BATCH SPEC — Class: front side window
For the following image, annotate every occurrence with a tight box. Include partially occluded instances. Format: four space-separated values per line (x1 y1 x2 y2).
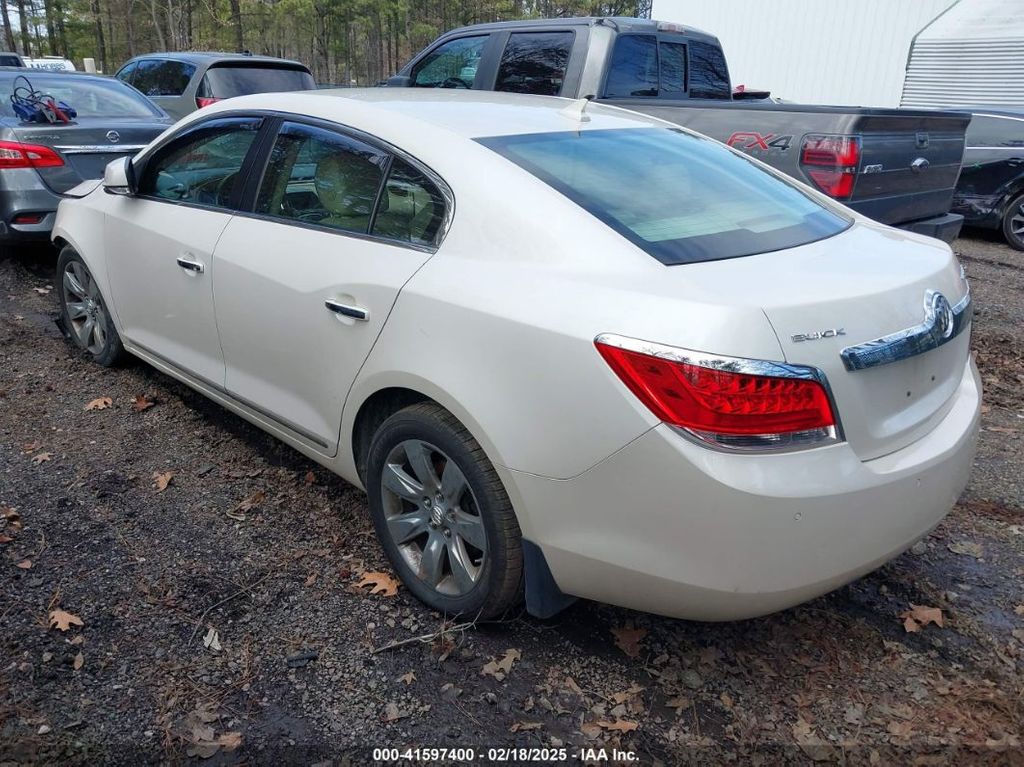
496 31 574 96
255 122 388 234
688 40 730 99
479 127 850 265
133 59 197 96
115 61 137 84
140 117 262 208
410 35 488 88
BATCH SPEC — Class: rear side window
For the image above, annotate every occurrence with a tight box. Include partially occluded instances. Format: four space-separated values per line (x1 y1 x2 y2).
688 40 730 99
410 35 488 88
199 66 316 98
496 31 574 96
604 36 691 98
116 61 137 84
479 128 850 265
966 115 1024 148
371 159 447 246
133 59 197 96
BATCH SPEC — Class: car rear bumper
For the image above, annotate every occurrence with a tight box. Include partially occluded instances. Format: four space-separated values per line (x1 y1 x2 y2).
0 169 61 243
896 212 964 243
507 356 981 621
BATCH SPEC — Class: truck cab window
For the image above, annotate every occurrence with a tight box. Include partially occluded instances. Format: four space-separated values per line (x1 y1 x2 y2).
605 35 658 97
688 40 730 99
496 31 574 96
411 36 488 88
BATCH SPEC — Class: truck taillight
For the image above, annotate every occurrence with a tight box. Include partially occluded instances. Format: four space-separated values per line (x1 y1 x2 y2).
595 334 839 452
196 96 222 109
0 140 64 169
799 134 860 200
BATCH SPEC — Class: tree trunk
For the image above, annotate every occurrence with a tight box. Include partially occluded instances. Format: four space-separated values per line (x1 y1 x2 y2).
14 0 27 55
0 0 15 52
42 0 56 54
149 0 165 50
227 0 242 51
91 0 106 71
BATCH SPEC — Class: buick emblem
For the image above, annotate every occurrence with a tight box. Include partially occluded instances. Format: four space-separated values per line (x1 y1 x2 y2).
930 292 955 339
106 130 120 143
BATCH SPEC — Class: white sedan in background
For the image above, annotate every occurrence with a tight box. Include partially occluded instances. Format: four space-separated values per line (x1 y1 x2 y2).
52 90 980 621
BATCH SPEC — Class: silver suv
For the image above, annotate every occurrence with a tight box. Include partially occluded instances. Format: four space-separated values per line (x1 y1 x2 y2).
115 52 316 119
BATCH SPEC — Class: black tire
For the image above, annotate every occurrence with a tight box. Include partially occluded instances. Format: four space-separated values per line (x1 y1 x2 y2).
1001 193 1024 251
56 245 125 367
366 402 523 618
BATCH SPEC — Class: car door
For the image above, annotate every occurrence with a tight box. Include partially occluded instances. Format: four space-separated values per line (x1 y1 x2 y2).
212 119 449 452
104 116 265 385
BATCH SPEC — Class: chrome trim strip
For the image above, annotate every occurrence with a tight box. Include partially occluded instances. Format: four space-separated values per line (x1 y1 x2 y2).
840 288 972 372
133 341 331 450
54 145 148 154
594 333 845 451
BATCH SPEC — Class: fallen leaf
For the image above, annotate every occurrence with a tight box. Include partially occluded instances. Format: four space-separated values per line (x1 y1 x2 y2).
217 732 242 751
84 397 113 411
16 559 32 569
303 572 317 587
611 684 645 704
0 535 12 544
31 452 52 464
33 286 50 294
2 507 22 529
399 671 416 686
580 722 603 739
73 652 84 671
720 692 734 709
382 702 405 723
481 648 521 681
48 609 84 631
304 470 316 485
202 627 222 652
153 471 174 492
21 441 41 452
131 394 155 412
70 635 84 646
510 721 543 732
1014 604 1024 617
356 570 399 597
948 540 983 558
792 718 836 762
564 675 584 696
228 489 265 519
666 696 691 713
610 625 647 658
901 603 944 632
596 719 639 733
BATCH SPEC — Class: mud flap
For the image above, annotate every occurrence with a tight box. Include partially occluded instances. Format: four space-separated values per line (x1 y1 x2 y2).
522 539 577 618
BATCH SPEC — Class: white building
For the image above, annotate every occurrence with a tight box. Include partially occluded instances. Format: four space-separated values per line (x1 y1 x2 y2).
651 0 1024 108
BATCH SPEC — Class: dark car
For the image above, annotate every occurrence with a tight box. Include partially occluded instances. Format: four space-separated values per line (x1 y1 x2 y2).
0 68 172 247
952 107 1024 250
114 52 316 119
0 52 25 67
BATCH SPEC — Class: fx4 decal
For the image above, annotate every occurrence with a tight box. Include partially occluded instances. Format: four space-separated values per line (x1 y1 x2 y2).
726 132 793 152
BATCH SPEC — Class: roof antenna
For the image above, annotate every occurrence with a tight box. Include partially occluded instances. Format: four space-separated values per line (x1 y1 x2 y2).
559 95 593 124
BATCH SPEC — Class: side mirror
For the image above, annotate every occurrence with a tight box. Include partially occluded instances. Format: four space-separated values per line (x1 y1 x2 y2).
385 75 412 88
103 156 137 196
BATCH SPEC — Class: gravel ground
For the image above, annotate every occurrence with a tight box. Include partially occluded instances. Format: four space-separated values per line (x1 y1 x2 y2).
1 231 1022 765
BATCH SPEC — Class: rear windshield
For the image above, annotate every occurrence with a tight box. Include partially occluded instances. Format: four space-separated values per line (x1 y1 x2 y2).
200 65 316 98
0 73 163 119
478 128 850 265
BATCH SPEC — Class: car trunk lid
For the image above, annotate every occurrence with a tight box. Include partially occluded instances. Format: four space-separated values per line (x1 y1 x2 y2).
670 223 971 460
12 118 167 194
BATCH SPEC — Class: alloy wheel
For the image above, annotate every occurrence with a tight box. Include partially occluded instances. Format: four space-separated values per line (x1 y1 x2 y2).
62 260 108 356
1010 202 1024 239
379 439 488 597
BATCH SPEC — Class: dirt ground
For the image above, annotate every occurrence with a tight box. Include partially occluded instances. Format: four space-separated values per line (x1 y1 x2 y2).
1 230 1022 766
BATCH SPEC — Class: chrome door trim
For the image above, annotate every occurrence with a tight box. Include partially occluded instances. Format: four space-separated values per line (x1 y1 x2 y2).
54 144 149 154
840 289 972 372
132 341 331 450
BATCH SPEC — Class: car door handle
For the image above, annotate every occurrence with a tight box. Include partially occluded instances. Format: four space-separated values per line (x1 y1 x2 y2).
176 256 205 274
324 299 368 321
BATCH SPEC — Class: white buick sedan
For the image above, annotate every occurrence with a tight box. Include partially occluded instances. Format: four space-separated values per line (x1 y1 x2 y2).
52 90 980 621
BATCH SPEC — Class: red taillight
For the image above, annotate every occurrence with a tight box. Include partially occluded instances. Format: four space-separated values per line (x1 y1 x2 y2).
195 96 221 109
799 134 860 200
596 337 837 449
11 213 45 224
0 140 64 169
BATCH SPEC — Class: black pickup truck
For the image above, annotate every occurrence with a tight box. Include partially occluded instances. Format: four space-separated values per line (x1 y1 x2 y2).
387 17 970 242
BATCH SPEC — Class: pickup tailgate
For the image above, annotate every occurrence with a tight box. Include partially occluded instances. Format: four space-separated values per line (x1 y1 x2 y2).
850 111 969 225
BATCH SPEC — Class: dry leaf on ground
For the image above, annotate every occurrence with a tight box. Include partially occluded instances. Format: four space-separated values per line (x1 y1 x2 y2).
611 684 645 704
202 627 222 652
153 471 174 492
948 540 984 558
2 507 21 529
73 652 84 671
304 470 316 485
31 452 52 464
399 671 415 685
901 604 945 632
356 570 399 597
595 719 639 733
0 535 12 544
481 648 521 680
610 625 647 658
16 559 32 569
510 722 543 732
382 702 405 723
227 490 265 520
84 397 113 411
49 609 84 631
131 394 155 412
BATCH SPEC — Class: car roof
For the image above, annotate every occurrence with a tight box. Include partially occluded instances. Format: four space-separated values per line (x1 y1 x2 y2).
436 16 719 44
121 51 309 68
215 88 666 141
